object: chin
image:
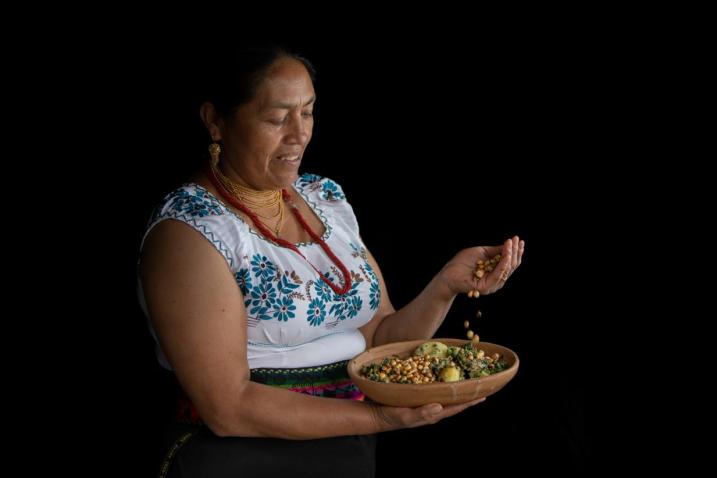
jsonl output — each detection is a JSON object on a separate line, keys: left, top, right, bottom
{"left": 270, "top": 155, "right": 303, "bottom": 188}
{"left": 274, "top": 171, "right": 300, "bottom": 190}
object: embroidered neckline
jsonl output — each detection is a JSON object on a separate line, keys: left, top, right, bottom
{"left": 183, "top": 179, "right": 332, "bottom": 248}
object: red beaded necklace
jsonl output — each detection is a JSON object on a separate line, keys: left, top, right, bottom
{"left": 205, "top": 162, "right": 352, "bottom": 296}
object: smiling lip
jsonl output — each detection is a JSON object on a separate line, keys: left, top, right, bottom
{"left": 276, "top": 154, "right": 301, "bottom": 163}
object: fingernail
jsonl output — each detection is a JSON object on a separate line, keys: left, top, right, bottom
{"left": 429, "top": 405, "right": 442, "bottom": 414}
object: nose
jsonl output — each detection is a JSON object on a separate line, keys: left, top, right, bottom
{"left": 285, "top": 113, "right": 311, "bottom": 146}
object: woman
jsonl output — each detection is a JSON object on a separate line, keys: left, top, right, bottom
{"left": 138, "top": 47, "right": 524, "bottom": 477}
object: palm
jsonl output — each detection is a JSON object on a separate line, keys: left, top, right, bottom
{"left": 440, "top": 237, "right": 524, "bottom": 296}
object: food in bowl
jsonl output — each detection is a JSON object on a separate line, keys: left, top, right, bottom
{"left": 360, "top": 340, "right": 508, "bottom": 385}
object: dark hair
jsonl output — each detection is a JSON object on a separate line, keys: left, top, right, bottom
{"left": 204, "top": 47, "right": 316, "bottom": 119}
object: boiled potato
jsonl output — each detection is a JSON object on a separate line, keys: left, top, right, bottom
{"left": 439, "top": 366, "right": 462, "bottom": 382}
{"left": 413, "top": 341, "right": 448, "bottom": 358}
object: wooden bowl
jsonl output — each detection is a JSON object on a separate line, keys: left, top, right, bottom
{"left": 348, "top": 338, "right": 519, "bottom": 407}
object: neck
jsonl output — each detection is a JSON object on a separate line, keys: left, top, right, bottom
{"left": 214, "top": 165, "right": 282, "bottom": 202}
{"left": 210, "top": 161, "right": 285, "bottom": 234}
{"left": 218, "top": 159, "right": 278, "bottom": 194}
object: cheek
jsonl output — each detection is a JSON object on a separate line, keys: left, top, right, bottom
{"left": 248, "top": 128, "right": 283, "bottom": 154}
{"left": 304, "top": 122, "right": 315, "bottom": 142}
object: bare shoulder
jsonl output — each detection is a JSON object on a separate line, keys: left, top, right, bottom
{"left": 139, "top": 217, "right": 241, "bottom": 333}
{"left": 141, "top": 218, "right": 229, "bottom": 276}
{"left": 140, "top": 213, "right": 246, "bottom": 321}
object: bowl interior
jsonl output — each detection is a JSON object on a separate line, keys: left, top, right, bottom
{"left": 347, "top": 338, "right": 519, "bottom": 407}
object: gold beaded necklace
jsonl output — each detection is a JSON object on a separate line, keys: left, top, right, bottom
{"left": 210, "top": 163, "right": 285, "bottom": 237}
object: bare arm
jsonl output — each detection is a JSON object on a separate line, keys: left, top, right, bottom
{"left": 373, "top": 276, "right": 457, "bottom": 346}
{"left": 357, "top": 248, "right": 455, "bottom": 348}
{"left": 362, "top": 237, "right": 524, "bottom": 347}
{"left": 140, "top": 220, "right": 479, "bottom": 439}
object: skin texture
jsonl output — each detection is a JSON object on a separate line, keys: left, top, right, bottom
{"left": 141, "top": 56, "right": 525, "bottom": 439}
{"left": 198, "top": 57, "right": 317, "bottom": 242}
{"left": 200, "top": 58, "right": 314, "bottom": 190}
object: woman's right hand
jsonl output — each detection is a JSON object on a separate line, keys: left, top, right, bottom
{"left": 371, "top": 398, "right": 486, "bottom": 431}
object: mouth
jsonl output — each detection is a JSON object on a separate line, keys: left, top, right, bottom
{"left": 275, "top": 154, "right": 302, "bottom": 165}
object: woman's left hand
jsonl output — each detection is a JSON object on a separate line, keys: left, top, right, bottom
{"left": 438, "top": 236, "right": 525, "bottom": 297}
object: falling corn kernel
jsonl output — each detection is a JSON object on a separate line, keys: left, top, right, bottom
{"left": 466, "top": 330, "right": 474, "bottom": 339}
{"left": 476, "top": 310, "right": 482, "bottom": 319}
{"left": 463, "top": 320, "right": 470, "bottom": 329}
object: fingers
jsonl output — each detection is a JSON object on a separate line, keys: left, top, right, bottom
{"left": 471, "top": 236, "right": 524, "bottom": 295}
{"left": 422, "top": 398, "right": 486, "bottom": 421}
{"left": 502, "top": 236, "right": 522, "bottom": 279}
{"left": 481, "top": 245, "right": 503, "bottom": 257}
{"left": 494, "top": 239, "right": 513, "bottom": 286}
{"left": 502, "top": 236, "right": 518, "bottom": 278}
{"left": 442, "top": 397, "right": 486, "bottom": 415}
{"left": 418, "top": 403, "right": 444, "bottom": 421}
{"left": 486, "top": 237, "right": 522, "bottom": 293}
{"left": 517, "top": 239, "right": 525, "bottom": 267}
{"left": 511, "top": 236, "right": 520, "bottom": 270}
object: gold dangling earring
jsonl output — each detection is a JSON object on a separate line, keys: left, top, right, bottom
{"left": 208, "top": 141, "right": 221, "bottom": 168}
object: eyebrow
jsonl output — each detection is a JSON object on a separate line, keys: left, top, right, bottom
{"left": 266, "top": 96, "right": 316, "bottom": 110}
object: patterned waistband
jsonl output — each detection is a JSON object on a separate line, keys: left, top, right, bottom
{"left": 176, "top": 360, "right": 364, "bottom": 425}
{"left": 250, "top": 359, "right": 352, "bottom": 386}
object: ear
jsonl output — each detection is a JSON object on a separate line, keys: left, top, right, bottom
{"left": 199, "top": 102, "right": 223, "bottom": 141}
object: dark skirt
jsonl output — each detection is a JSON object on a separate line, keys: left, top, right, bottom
{"left": 158, "top": 360, "right": 377, "bottom": 478}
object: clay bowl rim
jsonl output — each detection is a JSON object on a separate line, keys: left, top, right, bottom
{"left": 348, "top": 338, "right": 520, "bottom": 390}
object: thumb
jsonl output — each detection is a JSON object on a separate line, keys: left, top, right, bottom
{"left": 420, "top": 403, "right": 443, "bottom": 419}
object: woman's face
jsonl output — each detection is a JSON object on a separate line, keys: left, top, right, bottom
{"left": 219, "top": 57, "right": 315, "bottom": 190}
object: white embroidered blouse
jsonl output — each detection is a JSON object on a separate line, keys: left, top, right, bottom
{"left": 137, "top": 173, "right": 381, "bottom": 369}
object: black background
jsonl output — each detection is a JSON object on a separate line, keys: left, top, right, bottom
{"left": 25, "top": 12, "right": 714, "bottom": 475}
{"left": 48, "top": 34, "right": 593, "bottom": 475}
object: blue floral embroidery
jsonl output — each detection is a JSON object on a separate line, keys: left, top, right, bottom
{"left": 164, "top": 188, "right": 224, "bottom": 218}
{"left": 235, "top": 268, "right": 253, "bottom": 296}
{"left": 369, "top": 281, "right": 381, "bottom": 310}
{"left": 321, "top": 180, "right": 346, "bottom": 201}
{"left": 243, "top": 262, "right": 371, "bottom": 324}
{"left": 250, "top": 282, "right": 277, "bottom": 320}
{"left": 329, "top": 297, "right": 347, "bottom": 319}
{"left": 251, "top": 254, "right": 277, "bottom": 280}
{"left": 313, "top": 276, "right": 335, "bottom": 302}
{"left": 347, "top": 243, "right": 380, "bottom": 311}
{"left": 298, "top": 173, "right": 323, "bottom": 187}
{"left": 272, "top": 296, "right": 297, "bottom": 322}
{"left": 346, "top": 295, "right": 363, "bottom": 319}
{"left": 363, "top": 260, "right": 377, "bottom": 279}
{"left": 278, "top": 274, "right": 300, "bottom": 295}
{"left": 307, "top": 298, "right": 326, "bottom": 326}
{"left": 329, "top": 281, "right": 360, "bottom": 319}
